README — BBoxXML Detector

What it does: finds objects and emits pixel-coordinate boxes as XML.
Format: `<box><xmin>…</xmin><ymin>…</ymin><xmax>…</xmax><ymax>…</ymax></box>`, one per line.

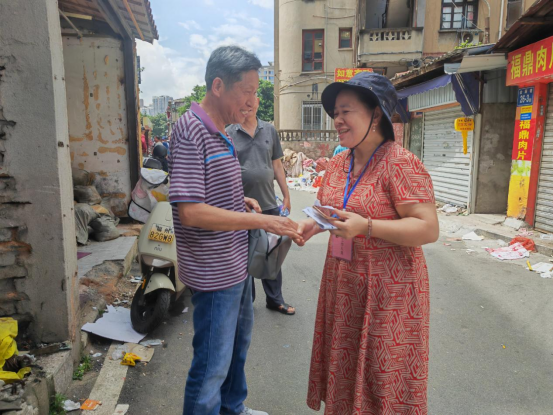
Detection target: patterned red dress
<box><xmin>307</xmin><ymin>141</ymin><xmax>435</xmax><ymax>415</ymax></box>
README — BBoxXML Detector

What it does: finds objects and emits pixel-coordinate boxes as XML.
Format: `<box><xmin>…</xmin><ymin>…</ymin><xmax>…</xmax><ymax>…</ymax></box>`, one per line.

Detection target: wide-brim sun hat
<box><xmin>321</xmin><ymin>72</ymin><xmax>398</xmax><ymax>143</ymax></box>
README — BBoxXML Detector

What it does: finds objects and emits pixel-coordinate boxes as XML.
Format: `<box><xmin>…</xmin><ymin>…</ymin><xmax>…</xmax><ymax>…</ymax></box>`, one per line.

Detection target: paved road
<box><xmin>118</xmin><ymin>189</ymin><xmax>553</xmax><ymax>414</ymax></box>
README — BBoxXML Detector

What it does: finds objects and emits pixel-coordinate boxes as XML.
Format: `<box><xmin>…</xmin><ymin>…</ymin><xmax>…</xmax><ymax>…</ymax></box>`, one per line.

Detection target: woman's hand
<box><xmin>329</xmin><ymin>210</ymin><xmax>368</xmax><ymax>240</ymax></box>
<box><xmin>244</xmin><ymin>197</ymin><xmax>262</xmax><ymax>213</ymax></box>
<box><xmin>296</xmin><ymin>219</ymin><xmax>322</xmax><ymax>246</ymax></box>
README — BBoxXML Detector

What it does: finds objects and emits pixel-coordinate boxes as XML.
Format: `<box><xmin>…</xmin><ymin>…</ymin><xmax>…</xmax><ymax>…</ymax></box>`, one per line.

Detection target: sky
<box><xmin>137</xmin><ymin>0</ymin><xmax>274</xmax><ymax>106</ymax></box>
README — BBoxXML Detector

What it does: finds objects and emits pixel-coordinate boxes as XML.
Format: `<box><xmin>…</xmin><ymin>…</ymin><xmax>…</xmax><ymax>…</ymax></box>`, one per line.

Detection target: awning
<box><xmin>395</xmin><ymin>73</ymin><xmax>480</xmax><ymax>121</ymax></box>
<box><xmin>445</xmin><ymin>54</ymin><xmax>507</xmax><ymax>74</ymax></box>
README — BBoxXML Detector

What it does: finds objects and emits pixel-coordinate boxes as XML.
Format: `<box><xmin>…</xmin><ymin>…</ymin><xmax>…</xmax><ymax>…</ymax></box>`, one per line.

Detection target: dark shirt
<box><xmin>226</xmin><ymin>119</ymin><xmax>284</xmax><ymax>211</ymax></box>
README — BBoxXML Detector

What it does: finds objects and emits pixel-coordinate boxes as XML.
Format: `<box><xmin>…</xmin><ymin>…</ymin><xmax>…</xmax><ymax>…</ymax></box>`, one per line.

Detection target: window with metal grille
<box><xmin>440</xmin><ymin>0</ymin><xmax>478</xmax><ymax>30</ymax></box>
<box><xmin>302</xmin><ymin>102</ymin><xmax>324</xmax><ymax>130</ymax></box>
<box><xmin>302</xmin><ymin>30</ymin><xmax>324</xmax><ymax>72</ymax></box>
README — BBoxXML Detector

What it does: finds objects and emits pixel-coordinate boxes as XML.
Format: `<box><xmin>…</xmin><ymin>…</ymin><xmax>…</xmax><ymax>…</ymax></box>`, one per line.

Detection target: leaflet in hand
<box><xmin>303</xmin><ymin>204</ymin><xmax>338</xmax><ymax>230</ymax></box>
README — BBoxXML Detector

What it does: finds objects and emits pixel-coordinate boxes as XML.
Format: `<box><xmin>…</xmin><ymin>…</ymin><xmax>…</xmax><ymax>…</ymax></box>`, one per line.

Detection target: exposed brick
<box><xmin>0</xmin><ymin>301</ymin><xmax>16</xmax><ymax>315</ymax></box>
<box><xmin>0</xmin><ymin>227</ymin><xmax>12</xmax><ymax>242</ymax></box>
<box><xmin>0</xmin><ymin>251</ymin><xmax>16</xmax><ymax>266</ymax></box>
<box><xmin>0</xmin><ymin>265</ymin><xmax>27</xmax><ymax>280</ymax></box>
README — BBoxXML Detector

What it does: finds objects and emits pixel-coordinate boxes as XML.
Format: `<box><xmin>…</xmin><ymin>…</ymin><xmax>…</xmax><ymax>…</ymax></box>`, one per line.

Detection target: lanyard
<box><xmin>343</xmin><ymin>142</ymin><xmax>384</xmax><ymax>209</ymax></box>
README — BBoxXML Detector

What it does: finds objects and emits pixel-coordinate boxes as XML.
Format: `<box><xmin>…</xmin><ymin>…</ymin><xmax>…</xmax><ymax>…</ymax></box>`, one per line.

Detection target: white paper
<box><xmin>462</xmin><ymin>231</ymin><xmax>484</xmax><ymax>241</ymax></box>
<box><xmin>303</xmin><ymin>207</ymin><xmax>338</xmax><ymax>230</ymax></box>
<box><xmin>485</xmin><ymin>242</ymin><xmax>529</xmax><ymax>260</ymax></box>
<box><xmin>81</xmin><ymin>306</ymin><xmax>146</xmax><ymax>343</ymax></box>
<box><xmin>528</xmin><ymin>262</ymin><xmax>553</xmax><ymax>273</ymax></box>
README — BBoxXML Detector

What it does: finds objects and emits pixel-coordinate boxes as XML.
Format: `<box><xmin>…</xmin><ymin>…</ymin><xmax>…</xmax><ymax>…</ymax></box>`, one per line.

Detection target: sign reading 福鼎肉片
<box><xmin>507</xmin><ymin>35</ymin><xmax>553</xmax><ymax>86</ymax></box>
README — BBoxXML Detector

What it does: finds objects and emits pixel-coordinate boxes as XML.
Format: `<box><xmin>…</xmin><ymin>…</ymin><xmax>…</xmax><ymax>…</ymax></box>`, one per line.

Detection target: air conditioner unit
<box><xmin>460</xmin><ymin>31</ymin><xmax>475</xmax><ymax>45</ymax></box>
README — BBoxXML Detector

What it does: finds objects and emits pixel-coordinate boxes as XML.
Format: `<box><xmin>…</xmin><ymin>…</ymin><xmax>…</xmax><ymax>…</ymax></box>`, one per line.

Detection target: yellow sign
<box><xmin>520</xmin><ymin>105</ymin><xmax>532</xmax><ymax>114</ymax></box>
<box><xmin>454</xmin><ymin>118</ymin><xmax>474</xmax><ymax>155</ymax></box>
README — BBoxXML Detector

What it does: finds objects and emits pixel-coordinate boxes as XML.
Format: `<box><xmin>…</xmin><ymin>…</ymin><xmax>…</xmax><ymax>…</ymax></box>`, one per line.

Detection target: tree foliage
<box><xmin>256</xmin><ymin>79</ymin><xmax>274</xmax><ymax>123</ymax></box>
<box><xmin>177</xmin><ymin>85</ymin><xmax>207</xmax><ymax>117</ymax></box>
<box><xmin>175</xmin><ymin>80</ymin><xmax>275</xmax><ymax>122</ymax></box>
<box><xmin>146</xmin><ymin>113</ymin><xmax>168</xmax><ymax>138</ymax></box>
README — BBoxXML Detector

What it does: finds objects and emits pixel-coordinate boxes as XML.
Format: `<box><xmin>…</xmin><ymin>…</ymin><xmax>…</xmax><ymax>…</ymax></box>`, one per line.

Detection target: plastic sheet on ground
<box><xmin>63</xmin><ymin>400</ymin><xmax>81</xmax><ymax>412</ymax></box>
<box><xmin>485</xmin><ymin>242</ymin><xmax>530</xmax><ymax>260</ymax></box>
<box><xmin>81</xmin><ymin>306</ymin><xmax>146</xmax><ymax>344</ymax></box>
<box><xmin>0</xmin><ymin>318</ymin><xmax>31</xmax><ymax>383</ymax></box>
<box><xmin>462</xmin><ymin>231</ymin><xmax>484</xmax><ymax>241</ymax></box>
<box><xmin>441</xmin><ymin>204</ymin><xmax>459</xmax><ymax>213</ymax></box>
<box><xmin>526</xmin><ymin>262</ymin><xmax>553</xmax><ymax>278</ymax></box>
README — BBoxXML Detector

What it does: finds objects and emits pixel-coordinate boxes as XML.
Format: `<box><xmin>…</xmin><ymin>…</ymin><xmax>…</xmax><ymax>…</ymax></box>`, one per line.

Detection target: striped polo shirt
<box><xmin>169</xmin><ymin>102</ymin><xmax>248</xmax><ymax>292</ymax></box>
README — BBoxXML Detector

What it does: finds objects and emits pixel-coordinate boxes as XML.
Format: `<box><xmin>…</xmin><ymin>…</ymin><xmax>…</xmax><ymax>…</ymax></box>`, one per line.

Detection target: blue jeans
<box><xmin>183</xmin><ymin>276</ymin><xmax>254</xmax><ymax>415</ymax></box>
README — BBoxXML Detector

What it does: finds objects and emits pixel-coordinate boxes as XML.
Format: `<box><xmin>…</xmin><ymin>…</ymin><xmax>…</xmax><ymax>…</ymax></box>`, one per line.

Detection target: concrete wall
<box><xmin>277</xmin><ymin>0</ymin><xmax>356</xmax><ymax>130</ymax></box>
<box><xmin>0</xmin><ymin>0</ymin><xmax>79</xmax><ymax>346</ymax></box>
<box><xmin>281</xmin><ymin>140</ymin><xmax>339</xmax><ymax>159</ymax></box>
<box><xmin>473</xmin><ymin>103</ymin><xmax>516</xmax><ymax>214</ymax></box>
<box><xmin>63</xmin><ymin>36</ymin><xmax>131</xmax><ymax>216</ymax></box>
<box><xmin>422</xmin><ymin>0</ymin><xmax>535</xmax><ymax>57</ymax></box>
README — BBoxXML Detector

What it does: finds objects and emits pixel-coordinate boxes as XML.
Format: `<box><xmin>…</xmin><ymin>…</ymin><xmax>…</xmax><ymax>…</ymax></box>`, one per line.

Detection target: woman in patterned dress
<box><xmin>298</xmin><ymin>72</ymin><xmax>439</xmax><ymax>414</ymax></box>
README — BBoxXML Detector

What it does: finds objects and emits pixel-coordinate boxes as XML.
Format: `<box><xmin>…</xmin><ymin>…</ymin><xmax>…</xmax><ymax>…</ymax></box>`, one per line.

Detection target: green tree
<box><xmin>177</xmin><ymin>85</ymin><xmax>207</xmax><ymax>117</ymax></box>
<box><xmin>148</xmin><ymin>113</ymin><xmax>168</xmax><ymax>137</ymax></box>
<box><xmin>256</xmin><ymin>79</ymin><xmax>274</xmax><ymax>122</ymax></box>
<box><xmin>175</xmin><ymin>80</ymin><xmax>275</xmax><ymax>122</ymax></box>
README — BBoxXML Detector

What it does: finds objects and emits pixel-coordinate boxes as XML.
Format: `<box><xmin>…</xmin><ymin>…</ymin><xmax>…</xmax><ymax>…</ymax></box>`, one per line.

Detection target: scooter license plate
<box><xmin>148</xmin><ymin>223</ymin><xmax>174</xmax><ymax>244</ymax></box>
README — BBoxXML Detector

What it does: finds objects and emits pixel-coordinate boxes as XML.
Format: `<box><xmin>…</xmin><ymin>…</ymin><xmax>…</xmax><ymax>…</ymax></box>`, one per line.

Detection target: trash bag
<box><xmin>74</xmin><ymin>185</ymin><xmax>102</xmax><ymax>205</ymax></box>
<box><xmin>90</xmin><ymin>216</ymin><xmax>120</xmax><ymax>242</ymax></box>
<box><xmin>74</xmin><ymin>203</ymin><xmax>99</xmax><ymax>245</ymax></box>
<box><xmin>509</xmin><ymin>236</ymin><xmax>536</xmax><ymax>252</ymax></box>
<box><xmin>0</xmin><ymin>318</ymin><xmax>31</xmax><ymax>383</ymax></box>
<box><xmin>72</xmin><ymin>168</ymin><xmax>92</xmax><ymax>186</ymax></box>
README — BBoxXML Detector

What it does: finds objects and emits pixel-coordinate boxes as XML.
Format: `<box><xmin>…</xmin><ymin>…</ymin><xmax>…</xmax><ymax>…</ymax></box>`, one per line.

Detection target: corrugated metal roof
<box><xmin>492</xmin><ymin>0</ymin><xmax>553</xmax><ymax>52</ymax></box>
<box><xmin>58</xmin><ymin>0</ymin><xmax>158</xmax><ymax>43</ymax></box>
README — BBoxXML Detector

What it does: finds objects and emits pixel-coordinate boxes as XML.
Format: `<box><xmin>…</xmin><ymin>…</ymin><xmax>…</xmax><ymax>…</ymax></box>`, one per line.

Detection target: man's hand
<box><xmin>282</xmin><ymin>196</ymin><xmax>292</xmax><ymax>213</ymax></box>
<box><xmin>296</xmin><ymin>219</ymin><xmax>321</xmax><ymax>246</ymax></box>
<box><xmin>244</xmin><ymin>197</ymin><xmax>262</xmax><ymax>213</ymax></box>
<box><xmin>263</xmin><ymin>216</ymin><xmax>302</xmax><ymax>243</ymax></box>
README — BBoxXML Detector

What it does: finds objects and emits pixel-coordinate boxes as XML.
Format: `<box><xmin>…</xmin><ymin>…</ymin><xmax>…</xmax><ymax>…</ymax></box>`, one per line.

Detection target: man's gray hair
<box><xmin>205</xmin><ymin>46</ymin><xmax>262</xmax><ymax>92</ymax></box>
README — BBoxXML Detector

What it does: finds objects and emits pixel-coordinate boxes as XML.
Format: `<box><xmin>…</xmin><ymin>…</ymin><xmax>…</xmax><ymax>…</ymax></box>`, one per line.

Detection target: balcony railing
<box><xmin>278</xmin><ymin>130</ymin><xmax>338</xmax><ymax>142</ymax></box>
<box><xmin>359</xmin><ymin>27</ymin><xmax>424</xmax><ymax>60</ymax></box>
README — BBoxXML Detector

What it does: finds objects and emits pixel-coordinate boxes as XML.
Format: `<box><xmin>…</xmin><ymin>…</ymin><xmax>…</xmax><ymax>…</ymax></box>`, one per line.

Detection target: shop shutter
<box><xmin>534</xmin><ymin>83</ymin><xmax>553</xmax><ymax>233</ymax></box>
<box><xmin>422</xmin><ymin>107</ymin><xmax>474</xmax><ymax>207</ymax></box>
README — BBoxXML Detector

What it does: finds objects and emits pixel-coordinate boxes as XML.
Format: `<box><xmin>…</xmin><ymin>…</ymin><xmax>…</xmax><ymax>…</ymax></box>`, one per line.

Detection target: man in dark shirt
<box><xmin>227</xmin><ymin>99</ymin><xmax>295</xmax><ymax>315</ymax></box>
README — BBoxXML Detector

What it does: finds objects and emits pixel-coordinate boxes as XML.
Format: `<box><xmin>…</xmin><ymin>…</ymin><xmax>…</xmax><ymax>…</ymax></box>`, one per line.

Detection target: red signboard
<box><xmin>334</xmin><ymin>68</ymin><xmax>373</xmax><ymax>83</ymax></box>
<box><xmin>506</xmin><ymin>35</ymin><xmax>553</xmax><ymax>86</ymax></box>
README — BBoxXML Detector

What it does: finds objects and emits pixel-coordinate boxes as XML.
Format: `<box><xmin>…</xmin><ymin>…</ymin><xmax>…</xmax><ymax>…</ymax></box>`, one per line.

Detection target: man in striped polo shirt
<box><xmin>169</xmin><ymin>46</ymin><xmax>302</xmax><ymax>415</ymax></box>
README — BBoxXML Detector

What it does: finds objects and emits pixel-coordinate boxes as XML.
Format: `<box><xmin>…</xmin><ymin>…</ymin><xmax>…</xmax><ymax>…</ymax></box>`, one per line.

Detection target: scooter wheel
<box><xmin>131</xmin><ymin>287</ymin><xmax>172</xmax><ymax>334</ymax></box>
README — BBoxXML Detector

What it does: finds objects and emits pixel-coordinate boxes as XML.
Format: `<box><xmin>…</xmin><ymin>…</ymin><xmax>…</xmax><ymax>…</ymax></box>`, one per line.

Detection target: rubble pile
<box><xmin>72</xmin><ymin>168</ymin><xmax>120</xmax><ymax>245</ymax></box>
<box><xmin>283</xmin><ymin>149</ymin><xmax>329</xmax><ymax>194</ymax></box>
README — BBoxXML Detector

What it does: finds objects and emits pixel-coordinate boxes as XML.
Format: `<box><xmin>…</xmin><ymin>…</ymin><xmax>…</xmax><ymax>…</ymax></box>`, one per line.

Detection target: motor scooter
<box><xmin>130</xmin><ymin>201</ymin><xmax>186</xmax><ymax>334</ymax></box>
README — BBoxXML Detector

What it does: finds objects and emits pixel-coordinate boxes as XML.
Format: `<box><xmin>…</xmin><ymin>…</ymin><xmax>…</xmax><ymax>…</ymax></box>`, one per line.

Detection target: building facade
<box><xmin>259</xmin><ymin>62</ymin><xmax>275</xmax><ymax>83</ymax></box>
<box><xmin>275</xmin><ymin>0</ymin><xmax>534</xmax><ymax>132</ymax></box>
<box><xmin>152</xmin><ymin>95</ymin><xmax>173</xmax><ymax>116</ymax></box>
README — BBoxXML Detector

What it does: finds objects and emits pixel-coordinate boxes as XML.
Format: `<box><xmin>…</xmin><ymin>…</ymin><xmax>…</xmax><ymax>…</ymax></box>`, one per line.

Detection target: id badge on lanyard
<box><xmin>331</xmin><ymin>143</ymin><xmax>383</xmax><ymax>262</ymax></box>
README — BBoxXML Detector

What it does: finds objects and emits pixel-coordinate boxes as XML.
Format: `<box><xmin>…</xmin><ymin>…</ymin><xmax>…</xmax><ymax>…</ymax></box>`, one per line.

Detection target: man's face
<box><xmin>218</xmin><ymin>70</ymin><xmax>259</xmax><ymax>125</ymax></box>
<box><xmin>245</xmin><ymin>97</ymin><xmax>260</xmax><ymax>123</ymax></box>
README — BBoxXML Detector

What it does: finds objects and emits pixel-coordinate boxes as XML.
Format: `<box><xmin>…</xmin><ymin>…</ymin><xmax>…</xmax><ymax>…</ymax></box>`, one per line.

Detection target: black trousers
<box><xmin>252</xmin><ymin>207</ymin><xmax>286</xmax><ymax>306</ymax></box>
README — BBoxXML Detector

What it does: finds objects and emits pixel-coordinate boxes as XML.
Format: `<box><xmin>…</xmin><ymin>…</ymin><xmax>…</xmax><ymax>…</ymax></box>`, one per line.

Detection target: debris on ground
<box><xmin>182</xmin><ymin>307</ymin><xmax>189</xmax><ymax>314</ymax></box>
<box><xmin>517</xmin><ymin>228</ymin><xmax>534</xmax><ymax>237</ymax></box>
<box><xmin>81</xmin><ymin>306</ymin><xmax>146</xmax><ymax>343</ymax></box>
<box><xmin>139</xmin><ymin>339</ymin><xmax>163</xmax><ymax>347</ymax></box>
<box><xmin>540</xmin><ymin>233</ymin><xmax>553</xmax><ymax>240</ymax></box>
<box><xmin>526</xmin><ymin>262</ymin><xmax>553</xmax><ymax>278</ymax></box>
<box><xmin>509</xmin><ymin>236</ymin><xmax>536</xmax><ymax>252</ymax></box>
<box><xmin>0</xmin><ymin>318</ymin><xmax>32</xmax><ymax>384</ymax></box>
<box><xmin>114</xmin><ymin>404</ymin><xmax>130</xmax><ymax>414</ymax></box>
<box><xmin>63</xmin><ymin>400</ymin><xmax>81</xmax><ymax>412</ymax></box>
<box><xmin>81</xmin><ymin>399</ymin><xmax>102</xmax><ymax>410</ymax></box>
<box><xmin>121</xmin><ymin>353</ymin><xmax>142</xmax><ymax>366</ymax></box>
<box><xmin>486</xmin><ymin>242</ymin><xmax>530</xmax><ymax>260</ymax></box>
<box><xmin>126</xmin><ymin>343</ymin><xmax>155</xmax><ymax>363</ymax></box>
<box><xmin>462</xmin><ymin>231</ymin><xmax>484</xmax><ymax>241</ymax></box>
<box><xmin>111</xmin><ymin>344</ymin><xmax>129</xmax><ymax>361</ymax></box>
<box><xmin>441</xmin><ymin>204</ymin><xmax>459</xmax><ymax>214</ymax></box>
<box><xmin>130</xmin><ymin>276</ymin><xmax>143</xmax><ymax>283</ymax></box>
